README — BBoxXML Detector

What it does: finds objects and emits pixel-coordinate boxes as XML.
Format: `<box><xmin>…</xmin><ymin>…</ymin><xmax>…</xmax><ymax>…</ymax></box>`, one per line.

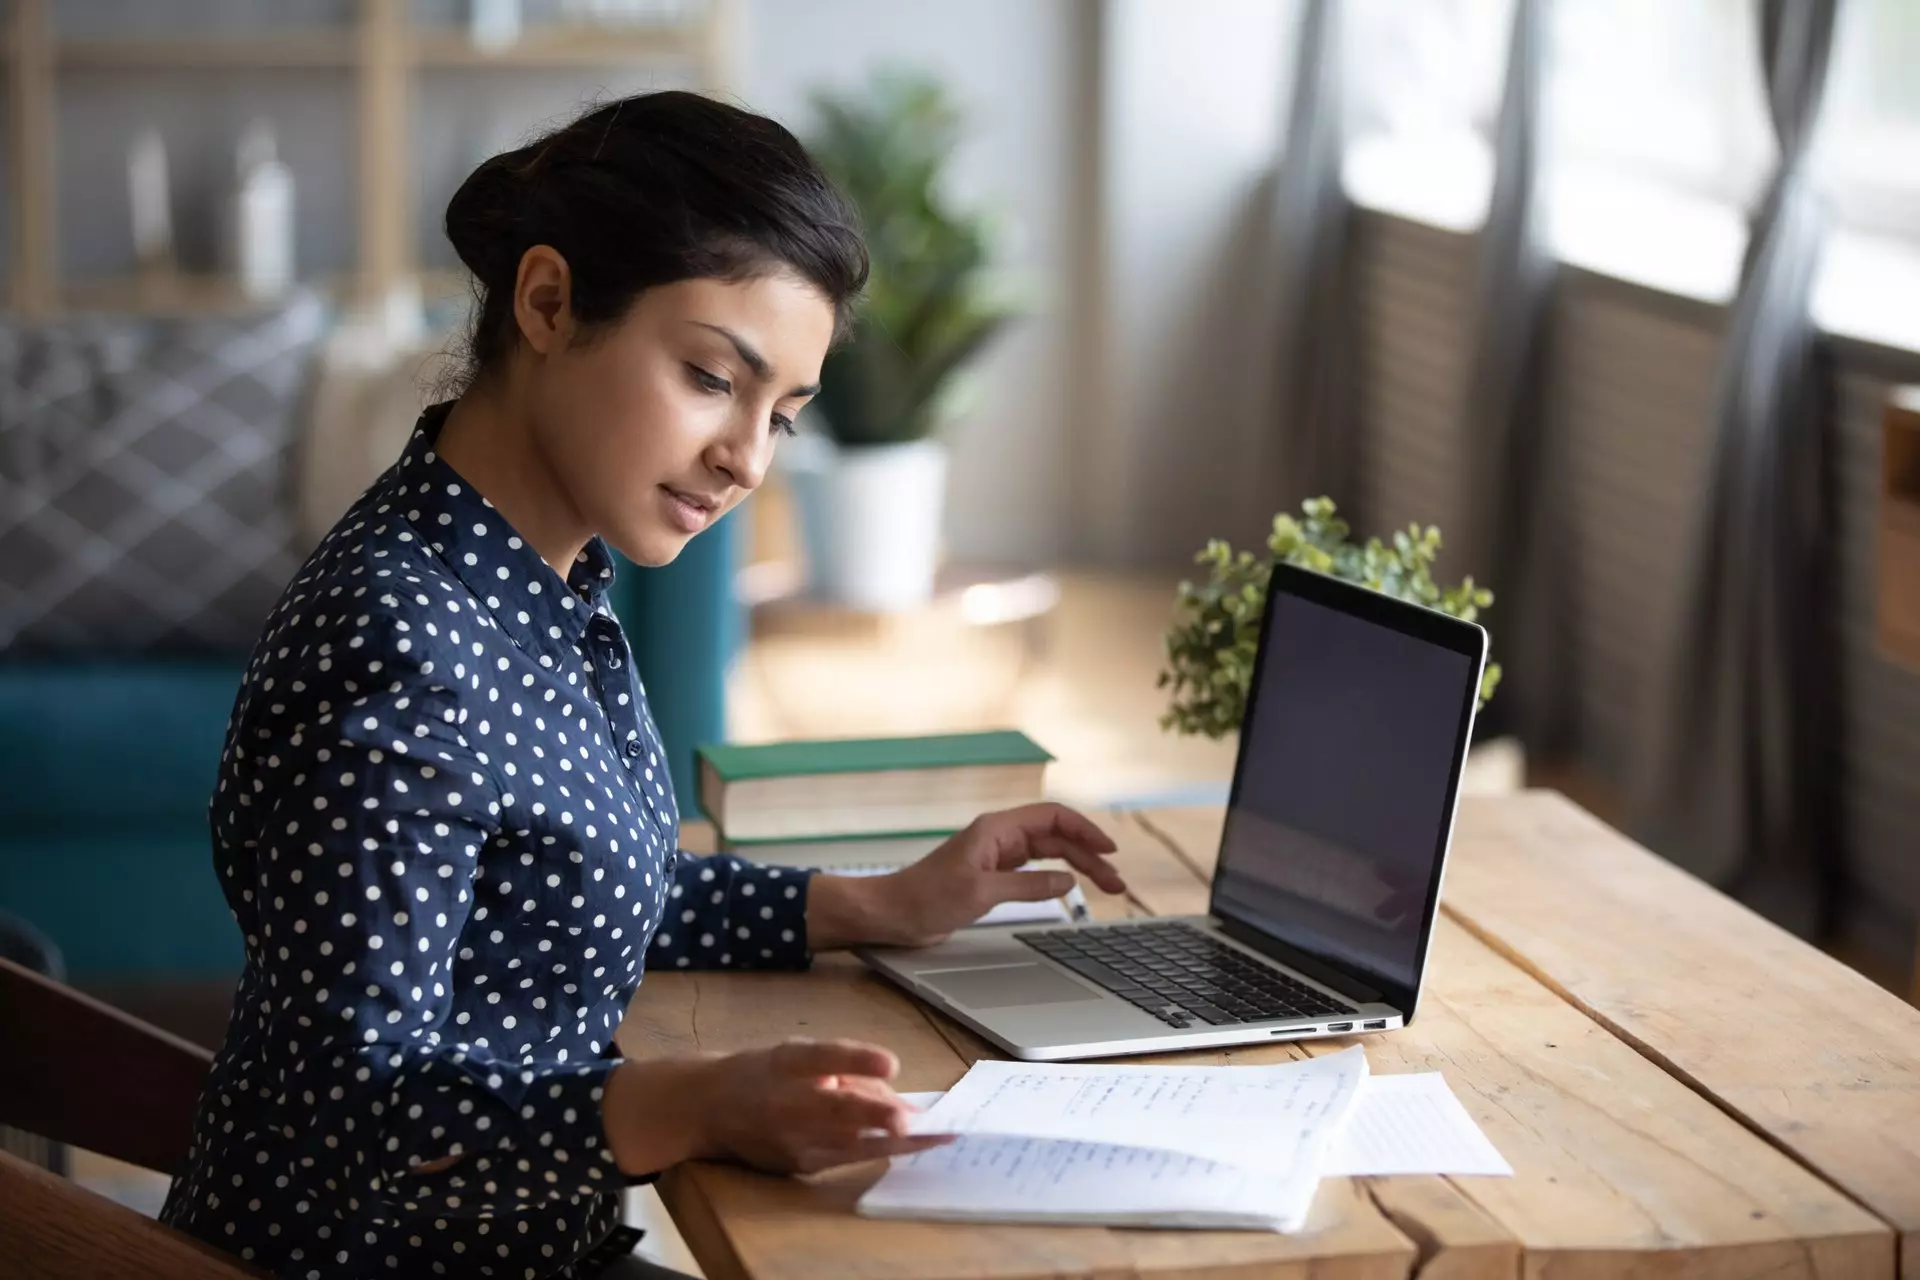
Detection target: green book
<box><xmin>695</xmin><ymin>730</ymin><xmax>1053</xmax><ymax>843</ymax></box>
<box><xmin>697</xmin><ymin>730</ymin><xmax>1052</xmax><ymax>781</ymax></box>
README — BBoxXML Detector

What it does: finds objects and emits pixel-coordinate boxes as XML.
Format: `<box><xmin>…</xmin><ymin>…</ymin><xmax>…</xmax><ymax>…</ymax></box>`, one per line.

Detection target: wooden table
<box><xmin>620</xmin><ymin>793</ymin><xmax>1920</xmax><ymax>1279</ymax></box>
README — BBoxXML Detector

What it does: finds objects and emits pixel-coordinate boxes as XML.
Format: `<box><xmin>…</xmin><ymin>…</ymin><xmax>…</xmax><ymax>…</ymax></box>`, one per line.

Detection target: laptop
<box><xmin>855</xmin><ymin>562</ymin><xmax>1488</xmax><ymax>1061</ymax></box>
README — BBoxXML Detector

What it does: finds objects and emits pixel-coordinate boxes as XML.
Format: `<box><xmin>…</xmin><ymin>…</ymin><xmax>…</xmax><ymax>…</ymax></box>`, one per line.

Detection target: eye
<box><xmin>687</xmin><ymin>365</ymin><xmax>730</xmax><ymax>394</ymax></box>
<box><xmin>771</xmin><ymin>414</ymin><xmax>797</xmax><ymax>439</ymax></box>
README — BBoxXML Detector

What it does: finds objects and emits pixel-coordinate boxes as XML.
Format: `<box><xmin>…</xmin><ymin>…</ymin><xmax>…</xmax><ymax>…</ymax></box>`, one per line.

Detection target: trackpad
<box><xmin>921</xmin><ymin>964</ymin><xmax>1106</xmax><ymax>1010</ymax></box>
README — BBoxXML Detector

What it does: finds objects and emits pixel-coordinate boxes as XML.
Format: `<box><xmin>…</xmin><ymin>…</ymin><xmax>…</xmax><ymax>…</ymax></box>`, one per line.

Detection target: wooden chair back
<box><xmin>0</xmin><ymin>956</ymin><xmax>265</xmax><ymax>1278</ymax></box>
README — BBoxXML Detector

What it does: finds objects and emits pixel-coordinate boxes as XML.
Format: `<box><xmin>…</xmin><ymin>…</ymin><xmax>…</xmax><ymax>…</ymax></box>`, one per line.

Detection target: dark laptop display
<box><xmin>1211</xmin><ymin>565</ymin><xmax>1483</xmax><ymax>1012</ymax></box>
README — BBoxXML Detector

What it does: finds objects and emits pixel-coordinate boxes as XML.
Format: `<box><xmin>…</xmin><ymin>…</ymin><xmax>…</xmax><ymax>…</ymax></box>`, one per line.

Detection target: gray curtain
<box><xmin>1457</xmin><ymin>0</ymin><xmax>1568</xmax><ymax>750</ymax></box>
<box><xmin>1635</xmin><ymin>0</ymin><xmax>1842</xmax><ymax>937</ymax></box>
<box><xmin>1268</xmin><ymin>0</ymin><xmax>1360</xmax><ymax>514</ymax></box>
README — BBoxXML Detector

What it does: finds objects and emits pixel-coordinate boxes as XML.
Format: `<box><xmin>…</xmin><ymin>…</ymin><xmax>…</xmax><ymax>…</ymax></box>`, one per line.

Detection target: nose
<box><xmin>709</xmin><ymin>410</ymin><xmax>773</xmax><ymax>493</ymax></box>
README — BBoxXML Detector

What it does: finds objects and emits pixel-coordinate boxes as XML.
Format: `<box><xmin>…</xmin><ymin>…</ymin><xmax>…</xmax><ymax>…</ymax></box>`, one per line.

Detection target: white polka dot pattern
<box><xmin>157</xmin><ymin>405</ymin><xmax>817</xmax><ymax>1279</ymax></box>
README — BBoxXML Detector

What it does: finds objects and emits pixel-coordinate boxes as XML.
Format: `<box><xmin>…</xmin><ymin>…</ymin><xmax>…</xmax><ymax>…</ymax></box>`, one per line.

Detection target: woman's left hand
<box><xmin>806</xmin><ymin>803</ymin><xmax>1127</xmax><ymax>950</ymax></box>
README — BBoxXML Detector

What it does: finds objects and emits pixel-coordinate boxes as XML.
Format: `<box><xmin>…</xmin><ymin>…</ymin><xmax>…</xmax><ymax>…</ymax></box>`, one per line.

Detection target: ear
<box><xmin>512</xmin><ymin>245</ymin><xmax>575</xmax><ymax>357</ymax></box>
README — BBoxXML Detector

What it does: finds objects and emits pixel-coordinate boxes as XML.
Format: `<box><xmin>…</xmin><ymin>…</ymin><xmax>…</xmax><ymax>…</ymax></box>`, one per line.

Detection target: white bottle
<box><xmin>128</xmin><ymin>128</ymin><xmax>175</xmax><ymax>274</ymax></box>
<box><xmin>470</xmin><ymin>0</ymin><xmax>521</xmax><ymax>51</ymax></box>
<box><xmin>234</xmin><ymin>120</ymin><xmax>295</xmax><ymax>300</ymax></box>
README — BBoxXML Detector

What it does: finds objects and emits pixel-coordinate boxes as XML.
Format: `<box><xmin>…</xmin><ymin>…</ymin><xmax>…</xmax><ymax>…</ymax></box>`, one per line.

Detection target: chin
<box><xmin>607</xmin><ymin>523</ymin><xmax>691</xmax><ymax>569</ymax></box>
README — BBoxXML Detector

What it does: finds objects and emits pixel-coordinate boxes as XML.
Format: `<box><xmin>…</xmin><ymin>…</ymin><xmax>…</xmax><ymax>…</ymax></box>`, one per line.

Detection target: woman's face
<box><xmin>519</xmin><ymin>259</ymin><xmax>835</xmax><ymax>567</ymax></box>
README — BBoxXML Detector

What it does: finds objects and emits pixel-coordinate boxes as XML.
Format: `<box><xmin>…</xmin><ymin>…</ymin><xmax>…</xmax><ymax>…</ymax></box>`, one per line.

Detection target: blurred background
<box><xmin>0</xmin><ymin>0</ymin><xmax>1916</xmax><ymax>1219</ymax></box>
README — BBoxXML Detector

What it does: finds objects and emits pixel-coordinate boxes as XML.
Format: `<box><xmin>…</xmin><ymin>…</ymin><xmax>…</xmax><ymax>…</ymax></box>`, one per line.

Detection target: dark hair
<box><xmin>444</xmin><ymin>90</ymin><xmax>868</xmax><ymax>390</ymax></box>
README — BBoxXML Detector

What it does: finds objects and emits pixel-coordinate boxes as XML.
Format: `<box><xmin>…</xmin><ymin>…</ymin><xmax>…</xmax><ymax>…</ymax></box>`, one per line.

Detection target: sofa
<box><xmin>0</xmin><ymin>292</ymin><xmax>738</xmax><ymax>981</ymax></box>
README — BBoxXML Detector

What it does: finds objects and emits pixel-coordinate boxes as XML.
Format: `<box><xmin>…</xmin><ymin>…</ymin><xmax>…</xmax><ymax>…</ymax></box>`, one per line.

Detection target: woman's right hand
<box><xmin>689</xmin><ymin>1038</ymin><xmax>950</xmax><ymax>1174</ymax></box>
<box><xmin>604</xmin><ymin>1039</ymin><xmax>950</xmax><ymax>1178</ymax></box>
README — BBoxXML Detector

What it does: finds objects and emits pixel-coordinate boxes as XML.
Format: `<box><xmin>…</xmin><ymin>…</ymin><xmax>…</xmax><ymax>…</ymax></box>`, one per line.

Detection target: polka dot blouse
<box><xmin>160</xmin><ymin>403</ymin><xmax>816</xmax><ymax>1279</ymax></box>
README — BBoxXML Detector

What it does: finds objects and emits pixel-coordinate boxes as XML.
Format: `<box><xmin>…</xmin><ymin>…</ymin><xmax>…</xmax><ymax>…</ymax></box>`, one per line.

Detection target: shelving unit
<box><xmin>57</xmin><ymin>34</ymin><xmax>361</xmax><ymax>70</ymax></box>
<box><xmin>2</xmin><ymin>0</ymin><xmax>739</xmax><ymax>317</ymax></box>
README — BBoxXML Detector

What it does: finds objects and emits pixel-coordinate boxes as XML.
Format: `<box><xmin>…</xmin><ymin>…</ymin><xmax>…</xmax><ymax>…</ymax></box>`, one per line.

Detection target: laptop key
<box><xmin>1049</xmin><ymin>952</ymin><xmax>1137</xmax><ymax>993</ymax></box>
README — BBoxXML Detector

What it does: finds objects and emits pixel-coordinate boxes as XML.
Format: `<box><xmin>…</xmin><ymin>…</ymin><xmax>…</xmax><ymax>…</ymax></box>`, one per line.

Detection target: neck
<box><xmin>435</xmin><ymin>381</ymin><xmax>592</xmax><ymax>578</ymax></box>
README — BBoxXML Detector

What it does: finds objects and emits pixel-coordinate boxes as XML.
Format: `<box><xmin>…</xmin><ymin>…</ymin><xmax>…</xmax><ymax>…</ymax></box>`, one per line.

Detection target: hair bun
<box><xmin>444</xmin><ymin>148</ymin><xmax>532</xmax><ymax>283</ymax></box>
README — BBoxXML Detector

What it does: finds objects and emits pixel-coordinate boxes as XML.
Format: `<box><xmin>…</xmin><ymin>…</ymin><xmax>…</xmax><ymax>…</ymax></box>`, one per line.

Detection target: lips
<box><xmin>663</xmin><ymin>486</ymin><xmax>720</xmax><ymax>513</ymax></box>
<box><xmin>660</xmin><ymin>485</ymin><xmax>720</xmax><ymax>534</ymax></box>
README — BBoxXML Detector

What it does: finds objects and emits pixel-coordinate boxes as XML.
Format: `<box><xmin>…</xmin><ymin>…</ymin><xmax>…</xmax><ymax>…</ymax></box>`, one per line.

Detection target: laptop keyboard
<box><xmin>1013</xmin><ymin>920</ymin><xmax>1355</xmax><ymax>1030</ymax></box>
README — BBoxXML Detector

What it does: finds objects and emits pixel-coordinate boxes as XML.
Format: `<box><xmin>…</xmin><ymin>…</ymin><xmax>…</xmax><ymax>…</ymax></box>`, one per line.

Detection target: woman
<box><xmin>160</xmin><ymin>90</ymin><xmax>1125</xmax><ymax>1280</ymax></box>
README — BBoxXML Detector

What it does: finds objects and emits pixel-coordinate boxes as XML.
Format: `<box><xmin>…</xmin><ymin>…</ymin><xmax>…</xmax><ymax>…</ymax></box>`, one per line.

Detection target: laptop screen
<box><xmin>1211</xmin><ymin>568</ymin><xmax>1482</xmax><ymax>1005</ymax></box>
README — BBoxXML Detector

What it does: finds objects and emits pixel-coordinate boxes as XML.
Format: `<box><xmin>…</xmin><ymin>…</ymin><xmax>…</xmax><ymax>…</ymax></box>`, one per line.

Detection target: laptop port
<box><xmin>1326</xmin><ymin>1021</ymin><xmax>1354</xmax><ymax>1032</ymax></box>
<box><xmin>1363</xmin><ymin>1019</ymin><xmax>1387</xmax><ymax>1030</ymax></box>
<box><xmin>1273</xmin><ymin>1027</ymin><xmax>1315</xmax><ymax>1035</ymax></box>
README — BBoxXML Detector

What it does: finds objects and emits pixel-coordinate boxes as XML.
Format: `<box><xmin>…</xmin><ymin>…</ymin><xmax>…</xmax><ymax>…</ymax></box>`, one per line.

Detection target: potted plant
<box><xmin>1159</xmin><ymin>498</ymin><xmax>1503</xmax><ymax>738</ymax></box>
<box><xmin>784</xmin><ymin>71</ymin><xmax>1021</xmax><ymax>610</ymax></box>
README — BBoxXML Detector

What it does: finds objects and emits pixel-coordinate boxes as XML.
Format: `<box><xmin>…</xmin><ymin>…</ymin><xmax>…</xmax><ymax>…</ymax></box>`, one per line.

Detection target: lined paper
<box><xmin>1323</xmin><ymin>1072</ymin><xmax>1512</xmax><ymax>1176</ymax></box>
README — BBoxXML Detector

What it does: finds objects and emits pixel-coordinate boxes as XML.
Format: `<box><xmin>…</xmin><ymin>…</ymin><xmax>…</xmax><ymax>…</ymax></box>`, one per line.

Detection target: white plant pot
<box><xmin>782</xmin><ymin>434</ymin><xmax>948</xmax><ymax>611</ymax></box>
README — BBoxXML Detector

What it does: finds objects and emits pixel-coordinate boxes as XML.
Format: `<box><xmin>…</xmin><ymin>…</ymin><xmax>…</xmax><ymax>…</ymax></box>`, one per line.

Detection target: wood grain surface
<box><xmin>617</xmin><ymin>796</ymin><xmax>1913</xmax><ymax>1279</ymax></box>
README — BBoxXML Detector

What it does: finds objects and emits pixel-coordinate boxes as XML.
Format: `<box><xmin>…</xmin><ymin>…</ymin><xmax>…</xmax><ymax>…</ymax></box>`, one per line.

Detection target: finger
<box><xmin>982</xmin><ymin>868</ymin><xmax>1077</xmax><ymax>904</ymax></box>
<box><xmin>807</xmin><ymin>1085</ymin><xmax>915</xmax><ymax>1139</ymax></box>
<box><xmin>1008</xmin><ymin>830</ymin><xmax>1127</xmax><ymax>895</ymax></box>
<box><xmin>981</xmin><ymin>804</ymin><xmax>1119</xmax><ymax>865</ymax></box>
<box><xmin>826</xmin><ymin>1071</ymin><xmax>912</xmax><ymax>1103</ymax></box>
<box><xmin>1044</xmin><ymin>841</ymin><xmax>1127</xmax><ymax>895</ymax></box>
<box><xmin>795</xmin><ymin>1133</ymin><xmax>956</xmax><ymax>1175</ymax></box>
<box><xmin>1024</xmin><ymin>802</ymin><xmax>1119</xmax><ymax>853</ymax></box>
<box><xmin>823</xmin><ymin>1073</ymin><xmax>921</xmax><ymax>1128</ymax></box>
<box><xmin>771</xmin><ymin>1038</ymin><xmax>899</xmax><ymax>1082</ymax></box>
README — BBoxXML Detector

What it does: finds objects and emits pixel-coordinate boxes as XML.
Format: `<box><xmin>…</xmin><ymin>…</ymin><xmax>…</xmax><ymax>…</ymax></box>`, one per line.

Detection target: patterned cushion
<box><xmin>0</xmin><ymin>291</ymin><xmax>329</xmax><ymax>655</ymax></box>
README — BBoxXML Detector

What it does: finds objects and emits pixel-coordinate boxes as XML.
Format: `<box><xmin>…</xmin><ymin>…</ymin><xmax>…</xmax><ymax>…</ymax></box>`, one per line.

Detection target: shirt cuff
<box><xmin>486</xmin><ymin>1058</ymin><xmax>626</xmax><ymax>1208</ymax></box>
<box><xmin>729</xmin><ymin>860</ymin><xmax>818</xmax><ymax>970</ymax></box>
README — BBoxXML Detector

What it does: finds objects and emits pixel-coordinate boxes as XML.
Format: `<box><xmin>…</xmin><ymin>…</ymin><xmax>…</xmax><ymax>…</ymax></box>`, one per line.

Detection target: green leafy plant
<box><xmin>1159</xmin><ymin>498</ymin><xmax>1503</xmax><ymax>739</ymax></box>
<box><xmin>806</xmin><ymin>71</ymin><xmax>1021</xmax><ymax>448</ymax></box>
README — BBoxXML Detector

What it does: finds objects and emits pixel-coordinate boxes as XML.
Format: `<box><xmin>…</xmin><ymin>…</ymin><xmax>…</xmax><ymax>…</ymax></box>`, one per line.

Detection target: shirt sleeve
<box><xmin>250</xmin><ymin>633</ymin><xmax>630</xmax><ymax>1217</ymax></box>
<box><xmin>646</xmin><ymin>851</ymin><xmax>817</xmax><ymax>971</ymax></box>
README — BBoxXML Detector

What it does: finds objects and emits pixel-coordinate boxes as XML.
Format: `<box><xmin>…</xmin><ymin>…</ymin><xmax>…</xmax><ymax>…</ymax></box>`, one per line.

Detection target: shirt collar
<box><xmin>381</xmin><ymin>402</ymin><xmax>618</xmax><ymax>657</ymax></box>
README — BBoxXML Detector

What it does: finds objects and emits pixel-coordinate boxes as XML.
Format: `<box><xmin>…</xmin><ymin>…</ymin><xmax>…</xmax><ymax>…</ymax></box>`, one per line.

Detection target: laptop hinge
<box><xmin>1214</xmin><ymin>916</ymin><xmax>1385</xmax><ymax>1005</ymax></box>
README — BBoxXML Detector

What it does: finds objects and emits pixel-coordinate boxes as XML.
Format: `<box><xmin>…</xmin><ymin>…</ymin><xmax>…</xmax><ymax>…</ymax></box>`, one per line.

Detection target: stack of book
<box><xmin>694</xmin><ymin>730</ymin><xmax>1081</xmax><ymax>924</ymax></box>
<box><xmin>695</xmin><ymin>729</ymin><xmax>1054</xmax><ymax>870</ymax></box>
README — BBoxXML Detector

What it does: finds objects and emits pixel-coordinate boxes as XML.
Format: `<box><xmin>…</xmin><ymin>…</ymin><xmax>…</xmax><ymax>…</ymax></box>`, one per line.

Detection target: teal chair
<box><xmin>0</xmin><ymin>515</ymin><xmax>740</xmax><ymax>981</ymax></box>
<box><xmin>0</xmin><ymin>663</ymin><xmax>246</xmax><ymax>977</ymax></box>
<box><xmin>606</xmin><ymin>506</ymin><xmax>743</xmax><ymax>819</ymax></box>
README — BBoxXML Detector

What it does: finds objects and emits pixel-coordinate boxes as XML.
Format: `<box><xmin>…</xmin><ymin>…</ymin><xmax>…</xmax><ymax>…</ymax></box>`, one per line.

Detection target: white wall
<box><xmin>1083</xmin><ymin>0</ymin><xmax>1294</xmax><ymax>567</ymax></box>
<box><xmin>743</xmin><ymin>0</ymin><xmax>1300</xmax><ymax>571</ymax></box>
<box><xmin>741</xmin><ymin>0</ymin><xmax>1091</xmax><ymax>568</ymax></box>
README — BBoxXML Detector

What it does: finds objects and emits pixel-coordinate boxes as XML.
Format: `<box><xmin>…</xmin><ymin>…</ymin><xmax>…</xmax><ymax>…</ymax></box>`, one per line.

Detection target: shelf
<box><xmin>48</xmin><ymin>267</ymin><xmax>482</xmax><ymax>318</ymax></box>
<box><xmin>4</xmin><ymin>0</ymin><xmax>733</xmax><ymax>321</ymax></box>
<box><xmin>35</xmin><ymin>27</ymin><xmax>706</xmax><ymax>73</ymax></box>
<box><xmin>58</xmin><ymin>33</ymin><xmax>358</xmax><ymax>71</ymax></box>
<box><xmin>33</xmin><ymin>24</ymin><xmax>707</xmax><ymax>73</ymax></box>
<box><xmin>58</xmin><ymin>271</ymin><xmax>318</xmax><ymax>313</ymax></box>
<box><xmin>408</xmin><ymin>25</ymin><xmax>706</xmax><ymax>68</ymax></box>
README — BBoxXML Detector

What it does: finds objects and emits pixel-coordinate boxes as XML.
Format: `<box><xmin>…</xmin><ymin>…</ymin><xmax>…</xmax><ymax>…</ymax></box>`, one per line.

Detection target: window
<box><xmin>1341</xmin><ymin>0</ymin><xmax>1512</xmax><ymax>232</ymax></box>
<box><xmin>1542</xmin><ymin>0</ymin><xmax>1771</xmax><ymax>301</ymax></box>
<box><xmin>1820</xmin><ymin>0</ymin><xmax>1920</xmax><ymax>240</ymax></box>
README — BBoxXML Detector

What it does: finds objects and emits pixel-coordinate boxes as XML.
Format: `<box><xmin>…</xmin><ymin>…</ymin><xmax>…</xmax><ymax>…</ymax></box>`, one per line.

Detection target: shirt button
<box><xmin>607</xmin><ymin>654</ymin><xmax>623</xmax><ymax>670</ymax></box>
<box><xmin>625</xmin><ymin>740</ymin><xmax>642</xmax><ymax>758</ymax></box>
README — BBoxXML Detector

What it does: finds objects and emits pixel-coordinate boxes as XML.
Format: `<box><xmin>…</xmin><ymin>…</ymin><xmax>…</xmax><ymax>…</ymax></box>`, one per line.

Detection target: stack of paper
<box><xmin>858</xmin><ymin>1048</ymin><xmax>1510</xmax><ymax>1232</ymax></box>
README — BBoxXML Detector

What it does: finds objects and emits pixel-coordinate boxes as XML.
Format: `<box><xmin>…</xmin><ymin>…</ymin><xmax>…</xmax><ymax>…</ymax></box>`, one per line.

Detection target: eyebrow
<box><xmin>692</xmin><ymin>322</ymin><xmax>821</xmax><ymax>398</ymax></box>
